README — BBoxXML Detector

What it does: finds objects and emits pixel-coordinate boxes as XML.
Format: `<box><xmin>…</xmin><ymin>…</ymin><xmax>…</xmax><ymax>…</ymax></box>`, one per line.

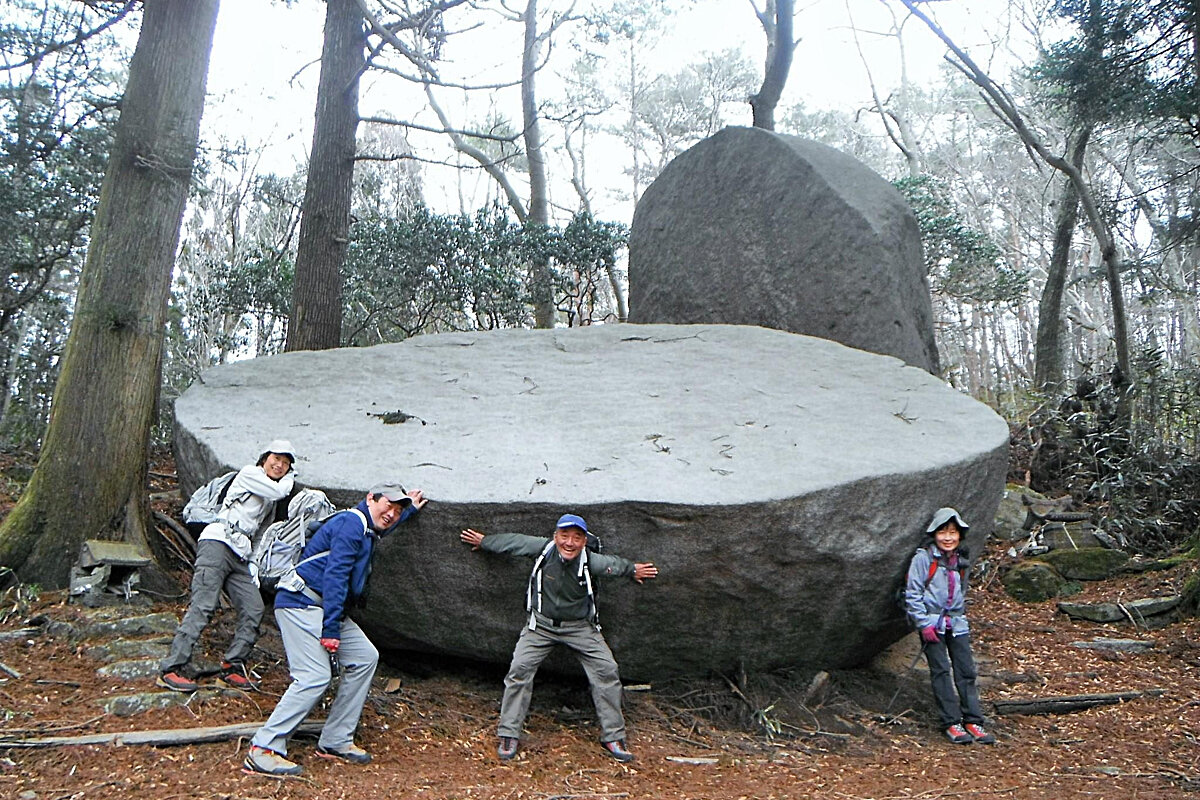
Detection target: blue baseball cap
<box><xmin>556</xmin><ymin>513</ymin><xmax>588</xmax><ymax>533</ymax></box>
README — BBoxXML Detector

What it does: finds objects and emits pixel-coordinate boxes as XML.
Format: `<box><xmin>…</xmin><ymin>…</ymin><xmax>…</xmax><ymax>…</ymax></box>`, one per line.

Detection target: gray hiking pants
<box><xmin>498</xmin><ymin>613</ymin><xmax>627</xmax><ymax>743</ymax></box>
<box><xmin>251</xmin><ymin>606</ymin><xmax>379</xmax><ymax>755</ymax></box>
<box><xmin>923</xmin><ymin>629</ymin><xmax>985</xmax><ymax>728</ymax></box>
<box><xmin>161</xmin><ymin>540</ymin><xmax>263</xmax><ymax>672</ymax></box>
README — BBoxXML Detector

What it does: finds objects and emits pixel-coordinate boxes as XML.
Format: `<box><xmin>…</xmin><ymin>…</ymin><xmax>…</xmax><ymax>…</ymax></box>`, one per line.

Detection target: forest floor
<box><xmin>1</xmin><ymin>453</ymin><xmax>1199</xmax><ymax>799</ymax></box>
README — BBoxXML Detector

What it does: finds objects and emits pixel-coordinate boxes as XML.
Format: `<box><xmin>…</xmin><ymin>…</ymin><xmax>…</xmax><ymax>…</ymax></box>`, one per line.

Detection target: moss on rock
<box><xmin>1034</xmin><ymin>547</ymin><xmax>1129</xmax><ymax>581</ymax></box>
<box><xmin>1002</xmin><ymin>561</ymin><xmax>1075</xmax><ymax>602</ymax></box>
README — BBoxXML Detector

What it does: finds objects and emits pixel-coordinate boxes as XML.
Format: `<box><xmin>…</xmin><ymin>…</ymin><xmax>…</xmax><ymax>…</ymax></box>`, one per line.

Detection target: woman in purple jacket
<box><xmin>904</xmin><ymin>507</ymin><xmax>996</xmax><ymax>745</ymax></box>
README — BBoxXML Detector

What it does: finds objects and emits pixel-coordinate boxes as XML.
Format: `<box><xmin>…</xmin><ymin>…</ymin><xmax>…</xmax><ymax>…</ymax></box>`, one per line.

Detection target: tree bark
<box><xmin>749</xmin><ymin>0</ymin><xmax>795</xmax><ymax>131</ymax></box>
<box><xmin>285</xmin><ymin>0</ymin><xmax>364</xmax><ymax>352</ymax></box>
<box><xmin>0</xmin><ymin>0</ymin><xmax>221</xmax><ymax>588</ymax></box>
<box><xmin>522</xmin><ymin>0</ymin><xmax>555</xmax><ymax>328</ymax></box>
<box><xmin>1034</xmin><ymin>125</ymin><xmax>1091</xmax><ymax>393</ymax></box>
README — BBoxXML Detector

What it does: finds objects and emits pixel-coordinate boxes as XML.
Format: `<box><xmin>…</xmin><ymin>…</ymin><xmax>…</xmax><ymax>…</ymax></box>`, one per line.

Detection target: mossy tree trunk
<box><xmin>0</xmin><ymin>0</ymin><xmax>221</xmax><ymax>588</ymax></box>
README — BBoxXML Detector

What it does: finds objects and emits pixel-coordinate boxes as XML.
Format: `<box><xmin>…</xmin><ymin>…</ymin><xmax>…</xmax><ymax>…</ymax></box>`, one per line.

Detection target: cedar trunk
<box><xmin>0</xmin><ymin>0</ymin><xmax>221</xmax><ymax>587</ymax></box>
<box><xmin>285</xmin><ymin>0</ymin><xmax>364</xmax><ymax>352</ymax></box>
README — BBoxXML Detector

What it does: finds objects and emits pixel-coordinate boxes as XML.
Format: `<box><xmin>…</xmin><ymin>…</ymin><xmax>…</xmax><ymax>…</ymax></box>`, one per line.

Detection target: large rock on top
<box><xmin>629</xmin><ymin>126</ymin><xmax>939</xmax><ymax>374</ymax></box>
<box><xmin>174</xmin><ymin>324</ymin><xmax>1005</xmax><ymax>680</ymax></box>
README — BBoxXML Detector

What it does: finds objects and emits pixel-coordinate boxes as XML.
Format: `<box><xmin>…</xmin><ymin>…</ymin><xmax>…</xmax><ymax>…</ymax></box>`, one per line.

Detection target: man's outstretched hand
<box><xmin>460</xmin><ymin>528</ymin><xmax>485</xmax><ymax>549</ymax></box>
<box><xmin>633</xmin><ymin>563</ymin><xmax>658</xmax><ymax>584</ymax></box>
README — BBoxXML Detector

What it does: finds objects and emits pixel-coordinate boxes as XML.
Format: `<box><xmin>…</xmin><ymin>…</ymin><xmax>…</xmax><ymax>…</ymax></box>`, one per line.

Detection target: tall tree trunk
<box><xmin>522</xmin><ymin>0</ymin><xmax>554</xmax><ymax>328</ymax></box>
<box><xmin>285</xmin><ymin>0</ymin><xmax>364</xmax><ymax>352</ymax></box>
<box><xmin>1035</xmin><ymin>125</ymin><xmax>1091</xmax><ymax>393</ymax></box>
<box><xmin>0</xmin><ymin>0</ymin><xmax>220</xmax><ymax>588</ymax></box>
<box><xmin>899</xmin><ymin>0</ymin><xmax>1131</xmax><ymax>396</ymax></box>
<box><xmin>749</xmin><ymin>0</ymin><xmax>795</xmax><ymax>131</ymax></box>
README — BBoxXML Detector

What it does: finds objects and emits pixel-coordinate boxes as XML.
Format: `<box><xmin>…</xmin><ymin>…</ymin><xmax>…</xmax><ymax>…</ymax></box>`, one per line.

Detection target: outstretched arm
<box><xmin>461</xmin><ymin>528</ymin><xmax>485</xmax><ymax>550</ymax></box>
<box><xmin>633</xmin><ymin>562</ymin><xmax>658</xmax><ymax>584</ymax></box>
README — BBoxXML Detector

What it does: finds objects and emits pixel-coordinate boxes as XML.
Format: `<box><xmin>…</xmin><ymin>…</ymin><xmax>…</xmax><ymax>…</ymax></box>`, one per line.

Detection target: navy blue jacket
<box><xmin>275</xmin><ymin>499</ymin><xmax>417</xmax><ymax>639</ymax></box>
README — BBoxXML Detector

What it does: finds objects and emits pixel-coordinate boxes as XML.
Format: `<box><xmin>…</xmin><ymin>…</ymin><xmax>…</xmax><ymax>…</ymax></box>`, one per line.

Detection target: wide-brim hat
<box><xmin>926</xmin><ymin>507</ymin><xmax>970</xmax><ymax>535</ymax></box>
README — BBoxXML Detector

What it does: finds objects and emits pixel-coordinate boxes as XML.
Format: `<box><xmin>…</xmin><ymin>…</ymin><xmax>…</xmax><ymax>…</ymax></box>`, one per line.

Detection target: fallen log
<box><xmin>992</xmin><ymin>688</ymin><xmax>1166</xmax><ymax>716</ymax></box>
<box><xmin>0</xmin><ymin>719</ymin><xmax>323</xmax><ymax>749</ymax></box>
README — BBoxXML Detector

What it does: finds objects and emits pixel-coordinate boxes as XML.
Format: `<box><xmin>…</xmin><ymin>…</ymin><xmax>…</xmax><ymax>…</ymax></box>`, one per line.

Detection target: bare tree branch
<box><xmin>360</xmin><ymin>114</ymin><xmax>519</xmax><ymax>142</ymax></box>
<box><xmin>897</xmin><ymin>0</ymin><xmax>1131</xmax><ymax>387</ymax></box>
<box><xmin>424</xmin><ymin>82</ymin><xmax>528</xmax><ymax>221</ymax></box>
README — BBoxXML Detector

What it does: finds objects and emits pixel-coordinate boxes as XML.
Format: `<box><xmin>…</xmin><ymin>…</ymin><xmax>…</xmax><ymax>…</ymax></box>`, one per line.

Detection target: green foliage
<box><xmin>0</xmin><ymin>1</ymin><xmax>129</xmax><ymax>447</ymax></box>
<box><xmin>342</xmin><ymin>205</ymin><xmax>628</xmax><ymax>345</ymax></box>
<box><xmin>1032</xmin><ymin>0</ymin><xmax>1198</xmax><ymax>137</ymax></box>
<box><xmin>343</xmin><ymin>204</ymin><xmax>527</xmax><ymax>344</ymax></box>
<box><xmin>893</xmin><ymin>175</ymin><xmax>1028</xmax><ymax>305</ymax></box>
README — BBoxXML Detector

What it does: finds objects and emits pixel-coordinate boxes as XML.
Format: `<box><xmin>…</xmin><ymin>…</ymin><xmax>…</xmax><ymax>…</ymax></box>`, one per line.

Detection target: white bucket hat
<box><xmin>926</xmin><ymin>507</ymin><xmax>970</xmax><ymax>535</ymax></box>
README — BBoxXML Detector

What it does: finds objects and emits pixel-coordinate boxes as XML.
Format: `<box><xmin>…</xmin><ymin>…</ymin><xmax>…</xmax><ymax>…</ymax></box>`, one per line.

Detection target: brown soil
<box><xmin>1</xmin><ymin>455</ymin><xmax>1198</xmax><ymax>799</ymax></box>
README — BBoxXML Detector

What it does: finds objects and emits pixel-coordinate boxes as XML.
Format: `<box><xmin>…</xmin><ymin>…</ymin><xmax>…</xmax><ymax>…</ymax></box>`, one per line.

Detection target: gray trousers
<box><xmin>251</xmin><ymin>606</ymin><xmax>379</xmax><ymax>755</ymax></box>
<box><xmin>498</xmin><ymin>614</ymin><xmax>627</xmax><ymax>743</ymax></box>
<box><xmin>923</xmin><ymin>630</ymin><xmax>985</xmax><ymax>728</ymax></box>
<box><xmin>162</xmin><ymin>540</ymin><xmax>263</xmax><ymax>672</ymax></box>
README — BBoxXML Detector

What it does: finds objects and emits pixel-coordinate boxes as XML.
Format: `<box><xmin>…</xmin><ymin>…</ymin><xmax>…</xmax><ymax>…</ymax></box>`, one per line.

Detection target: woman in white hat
<box><xmin>158</xmin><ymin>439</ymin><xmax>298</xmax><ymax>693</ymax></box>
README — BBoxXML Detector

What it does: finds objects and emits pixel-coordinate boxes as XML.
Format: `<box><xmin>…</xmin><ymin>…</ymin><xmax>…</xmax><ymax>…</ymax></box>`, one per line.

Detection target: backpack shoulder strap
<box><xmin>924</xmin><ymin>557</ymin><xmax>939</xmax><ymax>588</ymax></box>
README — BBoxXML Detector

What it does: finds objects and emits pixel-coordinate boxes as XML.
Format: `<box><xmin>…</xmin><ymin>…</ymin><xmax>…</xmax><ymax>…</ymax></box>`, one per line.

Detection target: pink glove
<box><xmin>320</xmin><ymin>637</ymin><xmax>340</xmax><ymax>653</ymax></box>
<box><xmin>920</xmin><ymin>625</ymin><xmax>940</xmax><ymax>644</ymax></box>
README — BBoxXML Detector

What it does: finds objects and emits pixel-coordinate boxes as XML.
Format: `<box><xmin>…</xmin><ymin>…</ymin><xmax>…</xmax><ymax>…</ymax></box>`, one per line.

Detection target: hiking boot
<box><xmin>315</xmin><ymin>743</ymin><xmax>372</xmax><ymax>765</ymax></box>
<box><xmin>497</xmin><ymin>736</ymin><xmax>519</xmax><ymax>761</ymax></box>
<box><xmin>217</xmin><ymin>661</ymin><xmax>258</xmax><ymax>691</ymax></box>
<box><xmin>242</xmin><ymin>746</ymin><xmax>303</xmax><ymax>777</ymax></box>
<box><xmin>156</xmin><ymin>671</ymin><xmax>198</xmax><ymax>693</ymax></box>
<box><xmin>964</xmin><ymin>723</ymin><xmax>996</xmax><ymax>744</ymax></box>
<box><xmin>945</xmin><ymin>723</ymin><xmax>973</xmax><ymax>744</ymax></box>
<box><xmin>601</xmin><ymin>739</ymin><xmax>635</xmax><ymax>762</ymax></box>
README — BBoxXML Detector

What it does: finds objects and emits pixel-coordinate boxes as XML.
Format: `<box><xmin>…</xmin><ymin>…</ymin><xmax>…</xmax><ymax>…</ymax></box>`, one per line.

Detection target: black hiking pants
<box><xmin>923</xmin><ymin>630</ymin><xmax>985</xmax><ymax>728</ymax></box>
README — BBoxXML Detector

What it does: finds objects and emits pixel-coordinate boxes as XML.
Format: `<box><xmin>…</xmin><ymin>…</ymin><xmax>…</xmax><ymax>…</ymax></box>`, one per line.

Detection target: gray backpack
<box><xmin>251</xmin><ymin>489</ymin><xmax>338</xmax><ymax>593</ymax></box>
<box><xmin>181</xmin><ymin>471</ymin><xmax>237</xmax><ymax>525</ymax></box>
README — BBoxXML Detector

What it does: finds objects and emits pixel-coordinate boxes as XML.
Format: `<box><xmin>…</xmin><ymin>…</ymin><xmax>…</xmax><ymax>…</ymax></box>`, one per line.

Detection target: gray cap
<box><xmin>369</xmin><ymin>483</ymin><xmax>413</xmax><ymax>506</ymax></box>
<box><xmin>926</xmin><ymin>507</ymin><xmax>969</xmax><ymax>535</ymax></box>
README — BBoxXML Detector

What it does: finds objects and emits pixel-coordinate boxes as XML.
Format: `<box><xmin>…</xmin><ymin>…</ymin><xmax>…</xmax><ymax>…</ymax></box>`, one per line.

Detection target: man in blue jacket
<box><xmin>243</xmin><ymin>482</ymin><xmax>426</xmax><ymax>777</ymax></box>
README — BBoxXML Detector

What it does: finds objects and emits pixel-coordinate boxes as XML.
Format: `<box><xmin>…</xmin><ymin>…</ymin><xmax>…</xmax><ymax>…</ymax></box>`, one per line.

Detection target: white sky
<box><xmin>202</xmin><ymin>0</ymin><xmax>1024</xmax><ymax>222</ymax></box>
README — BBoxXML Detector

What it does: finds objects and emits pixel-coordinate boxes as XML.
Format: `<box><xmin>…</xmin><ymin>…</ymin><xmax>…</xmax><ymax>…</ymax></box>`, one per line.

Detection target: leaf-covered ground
<box><xmin>0</xmin><ymin>457</ymin><xmax>1197</xmax><ymax>799</ymax></box>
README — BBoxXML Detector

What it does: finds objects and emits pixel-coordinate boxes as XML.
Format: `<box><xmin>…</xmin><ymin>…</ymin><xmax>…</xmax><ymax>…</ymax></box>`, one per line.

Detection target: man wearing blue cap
<box><xmin>460</xmin><ymin>513</ymin><xmax>658</xmax><ymax>763</ymax></box>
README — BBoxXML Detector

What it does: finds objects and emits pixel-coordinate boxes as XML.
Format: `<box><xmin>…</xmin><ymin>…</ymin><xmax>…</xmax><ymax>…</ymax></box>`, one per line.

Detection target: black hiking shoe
<box><xmin>497</xmin><ymin>736</ymin><xmax>519</xmax><ymax>761</ymax></box>
<box><xmin>217</xmin><ymin>661</ymin><xmax>258</xmax><ymax>691</ymax></box>
<box><xmin>601</xmin><ymin>739</ymin><xmax>635</xmax><ymax>762</ymax></box>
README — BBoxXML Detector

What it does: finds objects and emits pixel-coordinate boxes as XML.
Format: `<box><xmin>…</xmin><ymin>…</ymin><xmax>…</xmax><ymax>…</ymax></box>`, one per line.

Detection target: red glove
<box><xmin>920</xmin><ymin>625</ymin><xmax>940</xmax><ymax>644</ymax></box>
<box><xmin>320</xmin><ymin>637</ymin><xmax>340</xmax><ymax>653</ymax></box>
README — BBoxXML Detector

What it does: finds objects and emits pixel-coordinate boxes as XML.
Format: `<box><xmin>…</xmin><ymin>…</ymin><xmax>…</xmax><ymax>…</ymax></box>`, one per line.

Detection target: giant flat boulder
<box><xmin>629</xmin><ymin>126</ymin><xmax>939</xmax><ymax>373</ymax></box>
<box><xmin>174</xmin><ymin>324</ymin><xmax>1006</xmax><ymax>679</ymax></box>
